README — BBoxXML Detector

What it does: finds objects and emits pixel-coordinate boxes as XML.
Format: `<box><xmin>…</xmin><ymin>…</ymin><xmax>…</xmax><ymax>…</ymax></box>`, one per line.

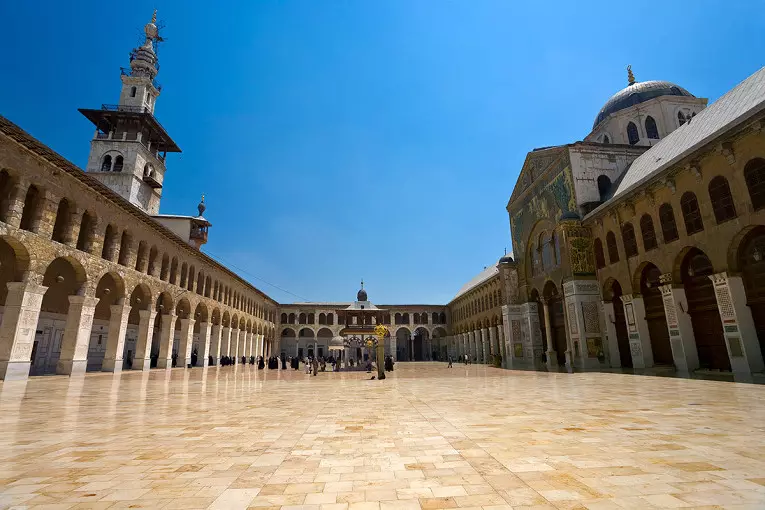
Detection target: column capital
<box><xmin>6</xmin><ymin>281</ymin><xmax>47</xmax><ymax>296</ymax></box>
<box><xmin>138</xmin><ymin>308</ymin><xmax>156</xmax><ymax>320</ymax></box>
<box><xmin>68</xmin><ymin>295</ymin><xmax>99</xmax><ymax>308</ymax></box>
<box><xmin>708</xmin><ymin>271</ymin><xmax>729</xmax><ymax>285</ymax></box>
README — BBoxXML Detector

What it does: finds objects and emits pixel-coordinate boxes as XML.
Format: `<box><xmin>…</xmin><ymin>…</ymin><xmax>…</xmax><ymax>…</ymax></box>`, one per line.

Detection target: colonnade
<box><xmin>451</xmin><ymin>325</ymin><xmax>505</xmax><ymax>364</ymax></box>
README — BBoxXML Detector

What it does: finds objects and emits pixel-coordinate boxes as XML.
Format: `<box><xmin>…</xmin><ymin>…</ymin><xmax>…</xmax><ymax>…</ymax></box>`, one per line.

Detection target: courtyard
<box><xmin>0</xmin><ymin>363</ymin><xmax>764</xmax><ymax>510</ymax></box>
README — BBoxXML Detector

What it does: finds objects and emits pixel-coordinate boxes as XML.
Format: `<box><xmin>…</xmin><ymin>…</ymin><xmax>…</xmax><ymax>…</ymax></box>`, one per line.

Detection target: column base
<box><xmin>0</xmin><ymin>360</ymin><xmax>31</xmax><ymax>381</ymax></box>
<box><xmin>132</xmin><ymin>358</ymin><xmax>151</xmax><ymax>371</ymax></box>
<box><xmin>546</xmin><ymin>350</ymin><xmax>558</xmax><ymax>370</ymax></box>
<box><xmin>181</xmin><ymin>357</ymin><xmax>191</xmax><ymax>368</ymax></box>
<box><xmin>101</xmin><ymin>358</ymin><xmax>123</xmax><ymax>373</ymax></box>
<box><xmin>56</xmin><ymin>359</ymin><xmax>87</xmax><ymax>376</ymax></box>
<box><xmin>196</xmin><ymin>359</ymin><xmax>209</xmax><ymax>368</ymax></box>
<box><xmin>157</xmin><ymin>358</ymin><xmax>172</xmax><ymax>369</ymax></box>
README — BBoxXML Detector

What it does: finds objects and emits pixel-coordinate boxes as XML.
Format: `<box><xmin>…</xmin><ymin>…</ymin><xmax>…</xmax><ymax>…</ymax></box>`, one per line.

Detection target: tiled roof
<box><xmin>612</xmin><ymin>66</ymin><xmax>765</xmax><ymax>199</ymax></box>
<box><xmin>452</xmin><ymin>263</ymin><xmax>500</xmax><ymax>301</ymax></box>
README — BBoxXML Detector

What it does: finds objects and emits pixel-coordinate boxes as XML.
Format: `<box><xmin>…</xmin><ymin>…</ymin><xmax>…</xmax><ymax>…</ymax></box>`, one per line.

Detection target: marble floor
<box><xmin>1</xmin><ymin>363</ymin><xmax>764</xmax><ymax>510</ymax></box>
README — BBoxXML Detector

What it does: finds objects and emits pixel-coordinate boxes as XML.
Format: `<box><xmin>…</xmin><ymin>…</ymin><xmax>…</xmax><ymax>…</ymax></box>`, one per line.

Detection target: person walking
<box><xmin>447</xmin><ymin>356</ymin><xmax>453</xmax><ymax>368</ymax></box>
<box><xmin>312</xmin><ymin>356</ymin><xmax>319</xmax><ymax>376</ymax></box>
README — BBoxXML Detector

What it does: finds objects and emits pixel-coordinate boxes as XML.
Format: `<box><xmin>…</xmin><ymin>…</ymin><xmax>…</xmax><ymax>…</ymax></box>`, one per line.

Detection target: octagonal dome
<box><xmin>593</xmin><ymin>80</ymin><xmax>694</xmax><ymax>130</ymax></box>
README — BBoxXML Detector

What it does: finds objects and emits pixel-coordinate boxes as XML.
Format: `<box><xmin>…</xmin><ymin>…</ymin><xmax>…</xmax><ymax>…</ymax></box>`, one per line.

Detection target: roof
<box><xmin>153</xmin><ymin>214</ymin><xmax>211</xmax><ymax>227</ymax></box>
<box><xmin>611</xmin><ymin>66</ymin><xmax>765</xmax><ymax>200</ymax></box>
<box><xmin>452</xmin><ymin>262</ymin><xmax>500</xmax><ymax>301</ymax></box>
<box><xmin>593</xmin><ymin>80</ymin><xmax>694</xmax><ymax>130</ymax></box>
<box><xmin>78</xmin><ymin>107</ymin><xmax>181</xmax><ymax>153</ymax></box>
<box><xmin>0</xmin><ymin>114</ymin><xmax>276</xmax><ymax>306</ymax></box>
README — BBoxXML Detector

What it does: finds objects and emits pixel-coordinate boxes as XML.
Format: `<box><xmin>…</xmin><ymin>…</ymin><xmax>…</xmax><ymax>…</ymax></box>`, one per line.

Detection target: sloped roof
<box><xmin>452</xmin><ymin>262</ymin><xmax>500</xmax><ymax>301</ymax></box>
<box><xmin>612</xmin><ymin>66</ymin><xmax>765</xmax><ymax>199</ymax></box>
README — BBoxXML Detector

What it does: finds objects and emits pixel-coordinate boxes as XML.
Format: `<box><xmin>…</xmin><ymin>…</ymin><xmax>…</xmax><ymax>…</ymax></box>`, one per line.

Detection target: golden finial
<box><xmin>627</xmin><ymin>65</ymin><xmax>636</xmax><ymax>86</ymax></box>
<box><xmin>151</xmin><ymin>9</ymin><xmax>157</xmax><ymax>23</ymax></box>
<box><xmin>201</xmin><ymin>193</ymin><xmax>205</xmax><ymax>203</ymax></box>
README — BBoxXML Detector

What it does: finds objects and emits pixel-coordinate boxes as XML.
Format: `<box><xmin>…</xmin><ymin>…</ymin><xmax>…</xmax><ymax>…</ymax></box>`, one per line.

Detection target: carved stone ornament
<box><xmin>719</xmin><ymin>141</ymin><xmax>735</xmax><ymax>165</ymax></box>
<box><xmin>689</xmin><ymin>163</ymin><xmax>702</xmax><ymax>182</ymax></box>
<box><xmin>665</xmin><ymin>177</ymin><xmax>676</xmax><ymax>195</ymax></box>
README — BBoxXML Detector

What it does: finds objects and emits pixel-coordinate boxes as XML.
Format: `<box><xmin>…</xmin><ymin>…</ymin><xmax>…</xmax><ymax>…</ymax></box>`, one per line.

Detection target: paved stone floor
<box><xmin>1</xmin><ymin>363</ymin><xmax>764</xmax><ymax>510</ymax></box>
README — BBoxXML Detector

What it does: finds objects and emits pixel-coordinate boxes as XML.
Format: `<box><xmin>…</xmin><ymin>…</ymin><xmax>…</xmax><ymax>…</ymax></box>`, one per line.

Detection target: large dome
<box><xmin>593</xmin><ymin>80</ymin><xmax>694</xmax><ymax>129</ymax></box>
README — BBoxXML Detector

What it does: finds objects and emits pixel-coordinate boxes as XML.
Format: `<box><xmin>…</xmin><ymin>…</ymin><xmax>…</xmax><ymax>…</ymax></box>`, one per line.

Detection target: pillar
<box><xmin>220</xmin><ymin>326</ymin><xmax>231</xmax><ymax>360</ymax></box>
<box><xmin>157</xmin><ymin>313</ymin><xmax>176</xmax><ymax>369</ymax></box>
<box><xmin>0</xmin><ymin>282</ymin><xmax>47</xmax><ymax>381</ymax></box>
<box><xmin>132</xmin><ymin>309</ymin><xmax>156</xmax><ymax>371</ymax></box>
<box><xmin>230</xmin><ymin>328</ymin><xmax>239</xmax><ymax>362</ymax></box>
<box><xmin>470</xmin><ymin>330</ymin><xmax>477</xmax><ymax>361</ymax></box>
<box><xmin>3</xmin><ymin>178</ymin><xmax>30</xmax><ymax>228</ymax></box>
<box><xmin>102</xmin><ymin>302</ymin><xmax>131</xmax><ymax>373</ymax></box>
<box><xmin>238</xmin><ymin>329</ymin><xmax>246</xmax><ymax>361</ymax></box>
<box><xmin>64</xmin><ymin>206</ymin><xmax>83</xmax><ymax>248</ymax></box>
<box><xmin>621</xmin><ymin>295</ymin><xmax>654</xmax><ymax>368</ymax></box>
<box><xmin>562</xmin><ymin>281</ymin><xmax>602</xmax><ymax>370</ymax></box>
<box><xmin>209</xmin><ymin>324</ymin><xmax>221</xmax><ymax>365</ymax></box>
<box><xmin>35</xmin><ymin>190</ymin><xmax>60</xmax><ymax>239</ymax></box>
<box><xmin>57</xmin><ymin>295</ymin><xmax>99</xmax><ymax>376</ymax></box>
<box><xmin>389</xmin><ymin>333</ymin><xmax>397</xmax><ymax>361</ymax></box>
<box><xmin>542</xmin><ymin>300</ymin><xmax>557</xmax><ymax>369</ymax></box>
<box><xmin>659</xmin><ymin>285</ymin><xmax>699</xmax><ymax>373</ymax></box>
<box><xmin>480</xmin><ymin>328</ymin><xmax>489</xmax><ymax>364</ymax></box>
<box><xmin>489</xmin><ymin>326</ymin><xmax>498</xmax><ymax>361</ymax></box>
<box><xmin>177</xmin><ymin>318</ymin><xmax>195</xmax><ymax>367</ymax></box>
<box><xmin>602</xmin><ymin>302</ymin><xmax>622</xmax><ymax>368</ymax></box>
<box><xmin>710</xmin><ymin>273</ymin><xmax>765</xmax><ymax>375</ymax></box>
<box><xmin>197</xmin><ymin>322</ymin><xmax>212</xmax><ymax>367</ymax></box>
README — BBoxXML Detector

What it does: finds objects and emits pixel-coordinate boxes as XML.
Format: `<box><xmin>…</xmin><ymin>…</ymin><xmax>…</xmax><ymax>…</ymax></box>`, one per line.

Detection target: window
<box><xmin>606</xmin><ymin>231</ymin><xmax>619</xmax><ymax>263</ymax></box>
<box><xmin>681</xmin><ymin>192</ymin><xmax>704</xmax><ymax>234</ymax></box>
<box><xmin>745</xmin><ymin>158</ymin><xmax>765</xmax><ymax>210</ymax></box>
<box><xmin>602</xmin><ymin>134</ymin><xmax>610</xmax><ymax>144</ymax></box>
<box><xmin>659</xmin><ymin>203</ymin><xmax>679</xmax><ymax>242</ymax></box>
<box><xmin>709</xmin><ymin>176</ymin><xmax>736</xmax><ymax>223</ymax></box>
<box><xmin>130</xmin><ymin>86</ymin><xmax>137</xmax><ymax>97</ymax></box>
<box><xmin>645</xmin><ymin>116</ymin><xmax>659</xmax><ymax>139</ymax></box>
<box><xmin>627</xmin><ymin>122</ymin><xmax>639</xmax><ymax>145</ymax></box>
<box><xmin>678</xmin><ymin>111</ymin><xmax>686</xmax><ymax>126</ymax></box>
<box><xmin>640</xmin><ymin>214</ymin><xmax>658</xmax><ymax>251</ymax></box>
<box><xmin>101</xmin><ymin>155</ymin><xmax>112</xmax><ymax>172</ymax></box>
<box><xmin>113</xmin><ymin>155</ymin><xmax>123</xmax><ymax>172</ymax></box>
<box><xmin>622</xmin><ymin>223</ymin><xmax>638</xmax><ymax>257</ymax></box>
<box><xmin>597</xmin><ymin>175</ymin><xmax>612</xmax><ymax>201</ymax></box>
<box><xmin>541</xmin><ymin>232</ymin><xmax>553</xmax><ymax>269</ymax></box>
<box><xmin>594</xmin><ymin>238</ymin><xmax>606</xmax><ymax>269</ymax></box>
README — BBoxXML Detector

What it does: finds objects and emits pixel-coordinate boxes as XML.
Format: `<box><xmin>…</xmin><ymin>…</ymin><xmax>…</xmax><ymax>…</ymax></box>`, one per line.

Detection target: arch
<box><xmin>281</xmin><ymin>328</ymin><xmax>296</xmax><ymax>338</ymax></box>
<box><xmin>117</xmin><ymin>230</ymin><xmax>132</xmax><ymax>266</ymax></box>
<box><xmin>280</xmin><ymin>313</ymin><xmax>288</xmax><ymax>323</ymax></box>
<box><xmin>396</xmin><ymin>327</ymin><xmax>412</xmax><ymax>361</ymax></box>
<box><xmin>127</xmin><ymin>283</ymin><xmax>152</xmax><ymax>327</ymax></box>
<box><xmin>627</xmin><ymin>121</ymin><xmax>639</xmax><ymax>145</ymax></box>
<box><xmin>211</xmin><ymin>308</ymin><xmax>221</xmax><ymax>326</ymax></box>
<box><xmin>175</xmin><ymin>297</ymin><xmax>191</xmax><ymax>320</ymax></box>
<box><xmin>608</xmin><ymin>279</ymin><xmax>633</xmax><ymax>368</ymax></box>
<box><xmin>597</xmin><ymin>175</ymin><xmax>612</xmax><ymax>201</ymax></box>
<box><xmin>101</xmin><ymin>154</ymin><xmax>112</xmax><ymax>172</ymax></box>
<box><xmin>40</xmin><ymin>257</ymin><xmax>87</xmax><ymax>314</ymax></box>
<box><xmin>317</xmin><ymin>327</ymin><xmax>333</xmax><ymax>339</ymax></box>
<box><xmin>221</xmin><ymin>310</ymin><xmax>231</xmax><ymax>328</ymax></box>
<box><xmin>19</xmin><ymin>185</ymin><xmax>41</xmax><ymax>232</ymax></box>
<box><xmin>298</xmin><ymin>327</ymin><xmax>314</xmax><ymax>338</ymax></box>
<box><xmin>681</xmin><ymin>248</ymin><xmax>729</xmax><ymax>370</ymax></box>
<box><xmin>413</xmin><ymin>327</ymin><xmax>429</xmax><ymax>361</ymax></box>
<box><xmin>639</xmin><ymin>214</ymin><xmax>658</xmax><ymax>251</ymax></box>
<box><xmin>402</xmin><ymin>312</ymin><xmax>410</xmax><ymax>324</ymax></box>
<box><xmin>307</xmin><ymin>313</ymin><xmax>315</xmax><ymax>324</ymax></box>
<box><xmin>196</xmin><ymin>270</ymin><xmax>204</xmax><ymax>295</ymax></box>
<box><xmin>593</xmin><ymin>238</ymin><xmax>606</xmax><ymax>269</ymax></box>
<box><xmin>113</xmin><ymin>155</ymin><xmax>124</xmax><ymax>172</ymax></box>
<box><xmin>94</xmin><ymin>271</ymin><xmax>126</xmax><ymax>322</ymax></box>
<box><xmin>744</xmin><ymin>158</ymin><xmax>765</xmax><ymax>211</ymax></box>
<box><xmin>137</xmin><ymin>240</ymin><xmax>152</xmax><ymax>272</ymax></box>
<box><xmin>645</xmin><ymin>115</ymin><xmax>659</xmax><ymax>139</ymax></box>
<box><xmin>187</xmin><ymin>265</ymin><xmax>195</xmax><ymax>291</ymax></box>
<box><xmin>75</xmin><ymin>210</ymin><xmax>95</xmax><ymax>253</ymax></box>
<box><xmin>0</xmin><ymin>236</ymin><xmax>31</xmax><ymax>306</ymax></box>
<box><xmin>318</xmin><ymin>312</ymin><xmax>326</xmax><ymax>324</ymax></box>
<box><xmin>638</xmin><ymin>262</ymin><xmax>673</xmax><ymax>366</ymax></box>
<box><xmin>606</xmin><ymin>231</ymin><xmax>619</xmax><ymax>263</ymax></box>
<box><xmin>439</xmin><ymin>312</ymin><xmax>446</xmax><ymax>324</ymax></box>
<box><xmin>736</xmin><ymin>225</ymin><xmax>765</xmax><ymax>363</ymax></box>
<box><xmin>680</xmin><ymin>192</ymin><xmax>704</xmax><ymax>235</ymax></box>
<box><xmin>101</xmin><ymin>224</ymin><xmax>119</xmax><ymax>261</ymax></box>
<box><xmin>621</xmin><ymin>223</ymin><xmax>638</xmax><ymax>258</ymax></box>
<box><xmin>160</xmin><ymin>254</ymin><xmax>170</xmax><ymax>281</ymax></box>
<box><xmin>659</xmin><ymin>203</ymin><xmax>679</xmax><ymax>243</ymax></box>
<box><xmin>327</xmin><ymin>312</ymin><xmax>334</xmax><ymax>325</ymax></box>
<box><xmin>204</xmin><ymin>276</ymin><xmax>211</xmax><ymax>297</ymax></box>
<box><xmin>147</xmin><ymin>246</ymin><xmax>159</xmax><ymax>276</ymax></box>
<box><xmin>288</xmin><ymin>312</ymin><xmax>296</xmax><ymax>324</ymax></box>
<box><xmin>194</xmin><ymin>302</ymin><xmax>209</xmax><ymax>324</ymax></box>
<box><xmin>709</xmin><ymin>175</ymin><xmax>736</xmax><ymax>224</ymax></box>
<box><xmin>51</xmin><ymin>198</ymin><xmax>71</xmax><ymax>244</ymax></box>
<box><xmin>298</xmin><ymin>312</ymin><xmax>307</xmax><ymax>324</ymax></box>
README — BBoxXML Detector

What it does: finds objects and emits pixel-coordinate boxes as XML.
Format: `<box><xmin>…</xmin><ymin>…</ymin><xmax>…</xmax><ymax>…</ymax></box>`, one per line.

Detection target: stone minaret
<box><xmin>79</xmin><ymin>11</ymin><xmax>181</xmax><ymax>215</ymax></box>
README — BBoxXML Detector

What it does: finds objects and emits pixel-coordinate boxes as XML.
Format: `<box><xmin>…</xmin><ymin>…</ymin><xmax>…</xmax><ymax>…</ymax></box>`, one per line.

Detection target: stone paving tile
<box><xmin>1</xmin><ymin>362</ymin><xmax>765</xmax><ymax>509</ymax></box>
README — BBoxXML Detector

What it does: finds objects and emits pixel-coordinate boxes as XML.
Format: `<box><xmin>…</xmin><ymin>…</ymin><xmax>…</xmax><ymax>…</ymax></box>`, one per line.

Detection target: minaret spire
<box><xmin>627</xmin><ymin>65</ymin><xmax>636</xmax><ymax>86</ymax></box>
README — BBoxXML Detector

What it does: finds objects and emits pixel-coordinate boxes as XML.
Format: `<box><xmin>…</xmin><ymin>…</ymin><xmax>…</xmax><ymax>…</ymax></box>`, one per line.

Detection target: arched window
<box><xmin>597</xmin><ymin>175</ymin><xmax>612</xmax><ymax>201</ymax></box>
<box><xmin>622</xmin><ymin>223</ymin><xmax>638</xmax><ymax>257</ymax></box>
<box><xmin>299</xmin><ymin>313</ymin><xmax>306</xmax><ymax>324</ymax></box>
<box><xmin>645</xmin><ymin>116</ymin><xmax>659</xmax><ymax>139</ymax></box>
<box><xmin>640</xmin><ymin>214</ymin><xmax>657</xmax><ymax>251</ymax></box>
<box><xmin>308</xmin><ymin>313</ymin><xmax>315</xmax><ymax>324</ymax></box>
<box><xmin>627</xmin><ymin>122</ymin><xmax>639</xmax><ymax>145</ymax></box>
<box><xmin>318</xmin><ymin>313</ymin><xmax>326</xmax><ymax>325</ymax></box>
<box><xmin>602</xmin><ymin>134</ymin><xmax>610</xmax><ymax>144</ymax></box>
<box><xmin>659</xmin><ymin>203</ymin><xmax>679</xmax><ymax>243</ymax></box>
<box><xmin>541</xmin><ymin>232</ymin><xmax>553</xmax><ymax>270</ymax></box>
<box><xmin>100</xmin><ymin>155</ymin><xmax>112</xmax><ymax>172</ymax></box>
<box><xmin>529</xmin><ymin>242</ymin><xmax>538</xmax><ymax>276</ymax></box>
<box><xmin>678</xmin><ymin>110</ymin><xmax>688</xmax><ymax>126</ymax></box>
<box><xmin>51</xmin><ymin>198</ymin><xmax>71</xmax><ymax>243</ymax></box>
<box><xmin>744</xmin><ymin>158</ymin><xmax>765</xmax><ymax>211</ymax></box>
<box><xmin>606</xmin><ymin>231</ymin><xmax>619</xmax><ymax>263</ymax></box>
<box><xmin>681</xmin><ymin>192</ymin><xmax>704</xmax><ymax>234</ymax></box>
<box><xmin>76</xmin><ymin>211</ymin><xmax>94</xmax><ymax>252</ymax></box>
<box><xmin>709</xmin><ymin>175</ymin><xmax>736</xmax><ymax>223</ymax></box>
<box><xmin>113</xmin><ymin>155</ymin><xmax>123</xmax><ymax>172</ymax></box>
<box><xmin>593</xmin><ymin>238</ymin><xmax>606</xmax><ymax>269</ymax></box>
<box><xmin>327</xmin><ymin>313</ymin><xmax>334</xmax><ymax>325</ymax></box>
<box><xmin>130</xmin><ymin>86</ymin><xmax>137</xmax><ymax>97</ymax></box>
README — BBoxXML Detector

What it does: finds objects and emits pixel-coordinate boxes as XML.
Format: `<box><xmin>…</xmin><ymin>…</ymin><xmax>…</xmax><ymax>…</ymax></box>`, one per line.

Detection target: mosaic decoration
<box><xmin>565</xmin><ymin>227</ymin><xmax>596</xmax><ymax>275</ymax></box>
<box><xmin>511</xmin><ymin>320</ymin><xmax>521</xmax><ymax>342</ymax></box>
<box><xmin>630</xmin><ymin>340</ymin><xmax>642</xmax><ymax>357</ymax></box>
<box><xmin>567</xmin><ymin>302</ymin><xmax>578</xmax><ymax>334</ymax></box>
<box><xmin>514</xmin><ymin>343</ymin><xmax>524</xmax><ymax>358</ymax></box>
<box><xmin>712</xmin><ymin>279</ymin><xmax>736</xmax><ymax>322</ymax></box>
<box><xmin>582</xmin><ymin>302</ymin><xmax>600</xmax><ymax>334</ymax></box>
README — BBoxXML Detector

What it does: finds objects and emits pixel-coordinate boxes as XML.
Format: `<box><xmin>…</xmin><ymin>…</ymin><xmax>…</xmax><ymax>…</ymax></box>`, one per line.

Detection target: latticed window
<box><xmin>645</xmin><ymin>116</ymin><xmax>659</xmax><ymax>139</ymax></box>
<box><xmin>593</xmin><ymin>238</ymin><xmax>606</xmax><ymax>269</ymax></box>
<box><xmin>745</xmin><ymin>158</ymin><xmax>765</xmax><ymax>211</ymax></box>
<box><xmin>709</xmin><ymin>176</ymin><xmax>736</xmax><ymax>223</ymax></box>
<box><xmin>681</xmin><ymin>192</ymin><xmax>704</xmax><ymax>235</ymax></box>
<box><xmin>659</xmin><ymin>203</ymin><xmax>679</xmax><ymax>242</ymax></box>
<box><xmin>640</xmin><ymin>214</ymin><xmax>658</xmax><ymax>251</ymax></box>
<box><xmin>622</xmin><ymin>223</ymin><xmax>638</xmax><ymax>258</ymax></box>
<box><xmin>627</xmin><ymin>122</ymin><xmax>639</xmax><ymax>145</ymax></box>
<box><xmin>606</xmin><ymin>231</ymin><xmax>619</xmax><ymax>263</ymax></box>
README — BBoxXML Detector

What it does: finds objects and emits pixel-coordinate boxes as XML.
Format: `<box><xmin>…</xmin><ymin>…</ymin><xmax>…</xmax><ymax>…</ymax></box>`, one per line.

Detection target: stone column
<box><xmin>64</xmin><ymin>207</ymin><xmax>83</xmax><ymax>248</ymax></box>
<box><xmin>480</xmin><ymin>328</ymin><xmax>488</xmax><ymax>363</ymax></box>
<box><xmin>489</xmin><ymin>326</ymin><xmax>498</xmax><ymax>359</ymax></box>
<box><xmin>710</xmin><ymin>273</ymin><xmax>765</xmax><ymax>375</ymax></box>
<box><xmin>178</xmin><ymin>318</ymin><xmax>195</xmax><ymax>367</ymax></box>
<box><xmin>0</xmin><ymin>282</ymin><xmax>47</xmax><ymax>381</ymax></box>
<box><xmin>220</xmin><ymin>326</ymin><xmax>231</xmax><ymax>360</ymax></box>
<box><xmin>3</xmin><ymin>178</ymin><xmax>30</xmax><ymax>228</ymax></box>
<box><xmin>659</xmin><ymin>285</ymin><xmax>699</xmax><ymax>373</ymax></box>
<box><xmin>157</xmin><ymin>314</ymin><xmax>176</xmax><ymax>369</ymax></box>
<box><xmin>132</xmin><ymin>309</ymin><xmax>156</xmax><ymax>371</ymax></box>
<box><xmin>230</xmin><ymin>328</ymin><xmax>239</xmax><ymax>362</ymax></box>
<box><xmin>197</xmin><ymin>322</ymin><xmax>212</xmax><ymax>367</ymax></box>
<box><xmin>209</xmin><ymin>324</ymin><xmax>221</xmax><ymax>365</ymax></box>
<box><xmin>389</xmin><ymin>333</ymin><xmax>397</xmax><ymax>361</ymax></box>
<box><xmin>542</xmin><ymin>300</ymin><xmax>557</xmax><ymax>369</ymax></box>
<box><xmin>57</xmin><ymin>295</ymin><xmax>99</xmax><ymax>376</ymax></box>
<box><xmin>259</xmin><ymin>334</ymin><xmax>265</xmax><ymax>357</ymax></box>
<box><xmin>102</xmin><ymin>302</ymin><xmax>131</xmax><ymax>373</ymax></box>
<box><xmin>238</xmin><ymin>329</ymin><xmax>246</xmax><ymax>362</ymax></box>
<box><xmin>470</xmin><ymin>330</ymin><xmax>477</xmax><ymax>361</ymax></box>
<box><xmin>35</xmin><ymin>190</ymin><xmax>60</xmax><ymax>238</ymax></box>
<box><xmin>602</xmin><ymin>302</ymin><xmax>622</xmax><ymax>368</ymax></box>
<box><xmin>621</xmin><ymin>295</ymin><xmax>654</xmax><ymax>368</ymax></box>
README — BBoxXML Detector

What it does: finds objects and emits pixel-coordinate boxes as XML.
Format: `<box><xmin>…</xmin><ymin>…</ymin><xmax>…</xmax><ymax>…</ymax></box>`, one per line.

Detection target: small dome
<box><xmin>330</xmin><ymin>336</ymin><xmax>345</xmax><ymax>348</ymax></box>
<box><xmin>357</xmin><ymin>288</ymin><xmax>368</xmax><ymax>301</ymax></box>
<box><xmin>593</xmin><ymin>80</ymin><xmax>694</xmax><ymax>129</ymax></box>
<box><xmin>499</xmin><ymin>255</ymin><xmax>515</xmax><ymax>264</ymax></box>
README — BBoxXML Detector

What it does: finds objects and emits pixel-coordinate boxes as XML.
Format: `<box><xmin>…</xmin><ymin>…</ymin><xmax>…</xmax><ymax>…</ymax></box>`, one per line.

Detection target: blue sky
<box><xmin>1</xmin><ymin>1</ymin><xmax>763</xmax><ymax>304</ymax></box>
